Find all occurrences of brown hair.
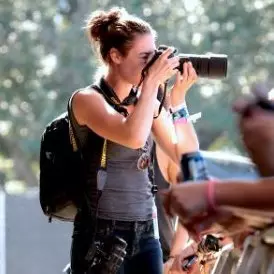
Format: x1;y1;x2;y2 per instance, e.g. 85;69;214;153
86;7;156;63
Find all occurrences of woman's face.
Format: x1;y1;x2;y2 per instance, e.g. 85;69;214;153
115;33;156;86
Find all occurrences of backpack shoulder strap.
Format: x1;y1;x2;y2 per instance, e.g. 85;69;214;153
66;80;128;157
67;90;82;154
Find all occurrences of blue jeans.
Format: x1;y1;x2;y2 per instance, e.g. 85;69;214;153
71;213;163;274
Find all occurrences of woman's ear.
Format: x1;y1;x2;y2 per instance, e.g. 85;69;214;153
109;48;123;65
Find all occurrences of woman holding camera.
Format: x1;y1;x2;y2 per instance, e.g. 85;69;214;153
70;6;198;274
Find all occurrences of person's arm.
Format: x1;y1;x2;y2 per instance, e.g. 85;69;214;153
73;47;179;149
215;177;274;210
73;80;158;149
152;62;199;165
152;106;199;165
161;178;274;242
163;177;274;226
155;144;179;183
156;145;192;268
169;224;189;257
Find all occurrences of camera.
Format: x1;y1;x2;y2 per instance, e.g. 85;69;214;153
148;45;227;79
198;234;221;253
182;234;221;271
86;235;127;274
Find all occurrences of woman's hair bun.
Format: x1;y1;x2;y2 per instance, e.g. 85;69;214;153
87;7;127;42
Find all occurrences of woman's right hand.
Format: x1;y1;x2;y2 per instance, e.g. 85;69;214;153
145;47;180;86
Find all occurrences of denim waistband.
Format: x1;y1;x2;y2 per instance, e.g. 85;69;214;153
95;218;153;232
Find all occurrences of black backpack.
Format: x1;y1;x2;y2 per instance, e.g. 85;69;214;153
39;81;133;222
39;108;84;222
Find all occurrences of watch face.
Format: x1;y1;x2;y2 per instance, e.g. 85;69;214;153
137;153;151;170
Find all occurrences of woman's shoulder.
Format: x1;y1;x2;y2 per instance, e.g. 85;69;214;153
75;85;101;97
73;85;105;106
71;85;106;125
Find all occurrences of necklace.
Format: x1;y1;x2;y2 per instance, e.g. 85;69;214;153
99;78;151;170
137;139;151;170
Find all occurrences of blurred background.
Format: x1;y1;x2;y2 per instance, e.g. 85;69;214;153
0;0;273;273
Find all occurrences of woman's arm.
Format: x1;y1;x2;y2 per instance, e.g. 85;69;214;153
152;62;199;165
155;144;179;183
152;107;199;164
155;145;191;266
73;80;158;149
72;48;179;149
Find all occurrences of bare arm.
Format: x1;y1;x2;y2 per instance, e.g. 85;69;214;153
72;80;158;149
163;177;274;227
72;47;179;149
169;223;189;257
152;63;199;165
215;177;274;210
152;104;199;165
155;144;178;183
155;146;190;257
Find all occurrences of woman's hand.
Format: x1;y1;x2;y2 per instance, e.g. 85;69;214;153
145;47;180;87
170;62;198;106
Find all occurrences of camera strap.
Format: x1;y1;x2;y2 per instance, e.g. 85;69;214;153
98;77;138;109
139;50;170;119
154;82;168;118
85;82;132;263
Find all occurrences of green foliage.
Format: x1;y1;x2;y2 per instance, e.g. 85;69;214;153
1;0;274;186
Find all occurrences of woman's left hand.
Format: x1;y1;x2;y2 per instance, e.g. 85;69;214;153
170;62;198;106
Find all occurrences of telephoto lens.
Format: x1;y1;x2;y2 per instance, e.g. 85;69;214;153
178;53;227;79
156;45;227;79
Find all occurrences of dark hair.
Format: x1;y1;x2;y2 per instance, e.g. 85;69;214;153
86;7;156;63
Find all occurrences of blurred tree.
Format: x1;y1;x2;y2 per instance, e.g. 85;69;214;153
1;0;274;186
125;0;274;151
0;0;94;186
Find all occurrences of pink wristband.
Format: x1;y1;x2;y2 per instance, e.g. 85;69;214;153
206;180;217;211
173;117;188;124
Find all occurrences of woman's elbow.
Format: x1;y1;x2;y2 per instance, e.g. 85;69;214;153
126;131;147;149
128;137;147;149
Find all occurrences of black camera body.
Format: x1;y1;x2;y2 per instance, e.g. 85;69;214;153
182;234;221;271
87;235;127;274
150;45;227;79
198;234;221;253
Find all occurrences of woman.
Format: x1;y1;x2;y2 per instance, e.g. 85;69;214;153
70;6;198;274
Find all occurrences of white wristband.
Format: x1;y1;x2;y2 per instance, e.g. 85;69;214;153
170;102;187;113
188;112;202;123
